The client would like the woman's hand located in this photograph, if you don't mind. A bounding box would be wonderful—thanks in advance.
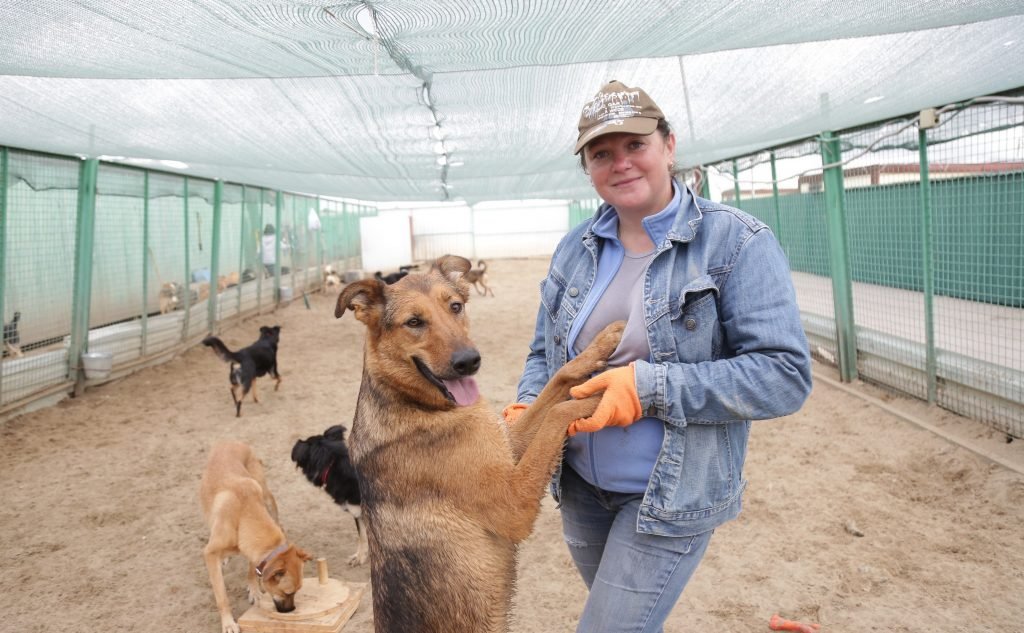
[567,363,642,435]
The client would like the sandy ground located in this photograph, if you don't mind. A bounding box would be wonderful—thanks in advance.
[2,257,1023,633]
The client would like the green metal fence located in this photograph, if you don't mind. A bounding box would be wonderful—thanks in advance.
[708,95,1023,438]
[0,148,368,414]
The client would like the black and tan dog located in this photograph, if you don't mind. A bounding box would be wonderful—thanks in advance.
[200,441,312,633]
[335,254,623,633]
[291,425,367,566]
[202,326,282,417]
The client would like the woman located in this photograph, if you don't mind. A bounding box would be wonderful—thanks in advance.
[507,81,813,632]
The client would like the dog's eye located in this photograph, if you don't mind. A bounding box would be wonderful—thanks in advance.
[450,302,463,314]
[405,317,423,328]
[274,570,285,581]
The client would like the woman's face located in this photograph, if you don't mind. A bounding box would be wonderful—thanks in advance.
[584,131,675,217]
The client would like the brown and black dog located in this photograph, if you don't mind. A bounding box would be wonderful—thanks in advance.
[199,441,312,633]
[334,254,623,633]
[463,259,494,297]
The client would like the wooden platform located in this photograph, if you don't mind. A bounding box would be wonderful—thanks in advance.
[238,569,366,633]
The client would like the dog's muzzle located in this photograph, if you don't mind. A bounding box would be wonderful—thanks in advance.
[273,593,296,613]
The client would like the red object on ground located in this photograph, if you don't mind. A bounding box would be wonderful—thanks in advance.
[769,613,821,633]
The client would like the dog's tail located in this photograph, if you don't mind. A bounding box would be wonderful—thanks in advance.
[477,260,487,272]
[202,336,242,364]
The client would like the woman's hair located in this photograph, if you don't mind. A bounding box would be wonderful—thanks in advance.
[264,224,275,235]
[579,118,674,175]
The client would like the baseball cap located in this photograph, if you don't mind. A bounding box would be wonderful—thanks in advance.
[574,80,665,154]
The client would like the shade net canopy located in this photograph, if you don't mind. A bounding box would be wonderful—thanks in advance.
[2,0,1022,203]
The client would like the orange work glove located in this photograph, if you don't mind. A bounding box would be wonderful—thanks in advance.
[502,402,529,424]
[567,363,643,436]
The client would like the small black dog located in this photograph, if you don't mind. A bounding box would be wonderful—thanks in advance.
[374,264,419,285]
[202,325,282,417]
[3,311,22,358]
[291,425,367,566]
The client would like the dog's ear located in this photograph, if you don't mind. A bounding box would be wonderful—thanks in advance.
[295,546,313,562]
[335,278,385,324]
[433,254,472,278]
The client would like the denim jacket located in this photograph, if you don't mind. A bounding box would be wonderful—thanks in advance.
[516,183,812,537]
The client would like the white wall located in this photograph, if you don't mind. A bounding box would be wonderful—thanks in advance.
[360,214,413,272]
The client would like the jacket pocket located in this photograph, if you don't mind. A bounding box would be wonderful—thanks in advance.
[671,276,721,362]
[539,274,567,323]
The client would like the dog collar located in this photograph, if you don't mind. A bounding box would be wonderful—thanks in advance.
[255,543,288,577]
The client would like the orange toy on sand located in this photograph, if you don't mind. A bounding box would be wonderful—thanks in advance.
[769,613,821,633]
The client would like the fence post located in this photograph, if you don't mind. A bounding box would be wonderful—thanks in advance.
[918,126,937,403]
[820,131,858,382]
[69,158,98,395]
[274,190,283,305]
[182,178,191,340]
[141,171,150,356]
[699,166,711,199]
[732,160,741,206]
[207,180,223,333]
[0,147,8,404]
[770,150,783,245]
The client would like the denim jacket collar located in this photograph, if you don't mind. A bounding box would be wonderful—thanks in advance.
[585,180,701,247]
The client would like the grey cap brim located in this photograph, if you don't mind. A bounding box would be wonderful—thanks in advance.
[574,116,660,154]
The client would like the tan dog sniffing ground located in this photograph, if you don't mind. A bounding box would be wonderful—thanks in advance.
[334,254,624,633]
[199,441,312,633]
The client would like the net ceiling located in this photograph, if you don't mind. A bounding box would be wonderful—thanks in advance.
[2,0,1023,203]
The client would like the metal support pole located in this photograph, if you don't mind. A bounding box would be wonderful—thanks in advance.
[207,180,223,332]
[0,147,8,404]
[274,190,283,305]
[699,166,711,199]
[182,178,191,340]
[820,131,858,382]
[239,185,248,311]
[69,158,99,395]
[141,171,150,356]
[918,127,937,403]
[770,150,783,244]
[732,160,741,207]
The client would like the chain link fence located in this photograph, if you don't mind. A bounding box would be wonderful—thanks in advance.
[0,151,368,414]
[703,95,1023,438]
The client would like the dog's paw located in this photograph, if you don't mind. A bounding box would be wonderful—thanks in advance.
[247,584,260,604]
[221,617,241,633]
[561,320,625,379]
[347,551,368,567]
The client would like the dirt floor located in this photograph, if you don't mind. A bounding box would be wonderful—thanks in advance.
[3,257,1023,633]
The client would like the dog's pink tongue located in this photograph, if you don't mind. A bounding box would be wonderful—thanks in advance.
[443,377,479,406]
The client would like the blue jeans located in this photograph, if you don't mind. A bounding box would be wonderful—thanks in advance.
[559,465,714,633]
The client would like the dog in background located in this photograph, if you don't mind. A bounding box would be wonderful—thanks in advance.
[3,311,22,358]
[335,254,623,633]
[291,425,367,566]
[463,260,494,297]
[200,441,312,633]
[202,326,282,417]
[322,265,342,292]
[373,264,419,285]
[158,282,183,314]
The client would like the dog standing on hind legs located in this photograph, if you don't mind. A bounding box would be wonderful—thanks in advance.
[202,326,282,417]
[335,254,624,633]
[291,424,368,566]
[200,441,312,633]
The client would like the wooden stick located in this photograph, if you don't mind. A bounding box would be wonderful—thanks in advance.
[317,558,329,585]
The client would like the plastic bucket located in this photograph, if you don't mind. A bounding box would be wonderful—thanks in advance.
[81,351,114,380]
[280,286,294,302]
